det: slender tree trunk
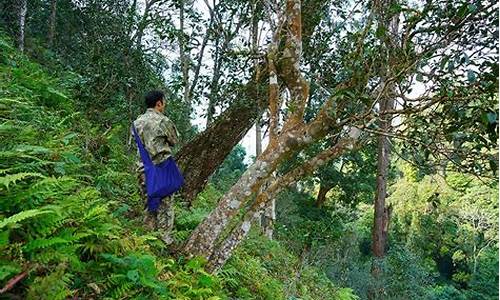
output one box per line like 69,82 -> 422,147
256,119 -> 262,156
179,0 -> 190,104
206,38 -> 220,126
371,97 -> 394,258
17,0 -> 27,52
205,12 -> 245,126
253,5 -> 262,158
135,0 -> 152,48
251,6 -> 272,237
188,2 -> 218,98
47,0 -> 57,46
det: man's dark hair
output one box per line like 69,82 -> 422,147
145,90 -> 165,108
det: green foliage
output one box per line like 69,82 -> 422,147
222,231 -> 359,300
211,144 -> 248,192
100,253 -> 169,298
0,208 -> 53,229
174,184 -> 223,242
27,265 -> 74,300
275,190 -> 345,254
271,163 -> 498,300
464,248 -> 499,300
166,257 -> 225,300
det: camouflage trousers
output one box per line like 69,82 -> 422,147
138,173 -> 174,244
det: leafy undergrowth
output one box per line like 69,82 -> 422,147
0,36 -> 358,299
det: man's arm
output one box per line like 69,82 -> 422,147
160,118 -> 179,146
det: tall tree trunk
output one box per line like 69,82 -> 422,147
252,4 -> 262,158
205,38 -> 220,127
371,0 -> 399,260
179,0 -> 190,104
369,2 -> 398,296
251,0 -> 265,232
368,96 -> 394,300
47,0 -> 57,46
371,97 -> 394,258
17,0 -> 27,52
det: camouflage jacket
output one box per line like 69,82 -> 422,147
133,108 -> 179,171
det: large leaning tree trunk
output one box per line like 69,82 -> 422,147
174,0 -> 332,204
176,75 -> 268,203
205,130 -> 364,272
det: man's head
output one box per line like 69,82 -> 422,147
145,90 -> 165,113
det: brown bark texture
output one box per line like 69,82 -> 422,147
176,78 -> 268,203
371,0 -> 399,260
371,97 -> 393,258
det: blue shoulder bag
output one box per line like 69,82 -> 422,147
132,125 -> 184,212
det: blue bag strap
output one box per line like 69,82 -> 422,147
132,125 -> 153,167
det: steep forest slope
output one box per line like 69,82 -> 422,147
0,36 -> 358,300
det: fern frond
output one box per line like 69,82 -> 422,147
0,172 -> 44,189
23,237 -> 72,252
0,209 -> 53,229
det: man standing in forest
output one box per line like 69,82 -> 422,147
133,90 -> 179,245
